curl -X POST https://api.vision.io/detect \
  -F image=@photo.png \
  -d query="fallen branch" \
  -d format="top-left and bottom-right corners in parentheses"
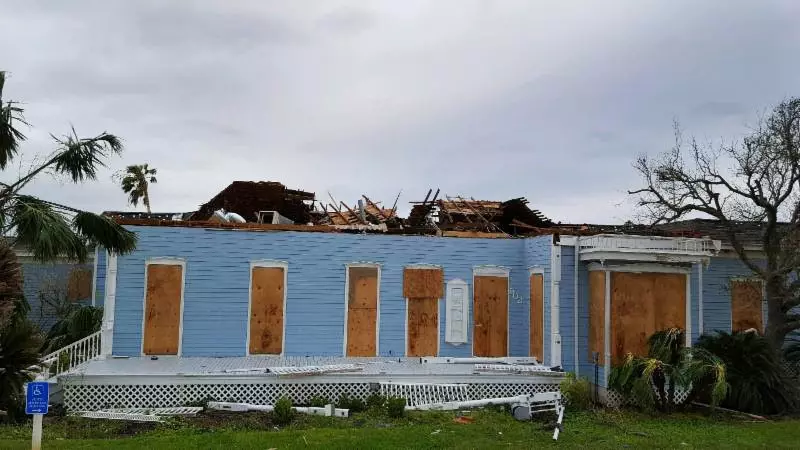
top-left (691, 402), bottom-right (769, 421)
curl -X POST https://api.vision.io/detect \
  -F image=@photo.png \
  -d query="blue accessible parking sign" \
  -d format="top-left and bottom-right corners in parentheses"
top-left (25, 382), bottom-right (49, 415)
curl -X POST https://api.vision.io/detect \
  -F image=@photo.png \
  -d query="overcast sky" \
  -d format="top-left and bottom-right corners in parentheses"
top-left (2, 0), bottom-right (799, 224)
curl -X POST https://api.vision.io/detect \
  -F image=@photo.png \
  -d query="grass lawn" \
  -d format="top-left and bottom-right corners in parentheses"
top-left (0, 408), bottom-right (798, 449)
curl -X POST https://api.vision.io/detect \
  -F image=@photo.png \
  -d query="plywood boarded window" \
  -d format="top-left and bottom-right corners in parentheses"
top-left (142, 262), bottom-right (184, 355)
top-left (529, 272), bottom-right (544, 361)
top-left (346, 265), bottom-right (379, 357)
top-left (610, 272), bottom-right (686, 365)
top-left (473, 273), bottom-right (509, 357)
top-left (404, 267), bottom-right (443, 357)
top-left (588, 271), bottom-right (605, 363)
top-left (67, 268), bottom-right (93, 302)
top-left (731, 279), bottom-right (763, 333)
top-left (249, 264), bottom-right (286, 355)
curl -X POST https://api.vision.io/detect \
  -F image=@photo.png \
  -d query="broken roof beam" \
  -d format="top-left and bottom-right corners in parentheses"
top-left (362, 195), bottom-right (391, 221)
top-left (340, 201), bottom-right (367, 224)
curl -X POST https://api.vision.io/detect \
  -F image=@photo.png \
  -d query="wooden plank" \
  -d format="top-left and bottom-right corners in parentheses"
top-left (403, 268), bottom-right (444, 298)
top-left (67, 268), bottom-right (93, 301)
top-left (143, 265), bottom-right (183, 355)
top-left (610, 272), bottom-right (654, 365)
top-left (473, 275), bottom-right (509, 357)
top-left (731, 280), bottom-right (763, 332)
top-left (347, 267), bottom-right (378, 357)
top-left (407, 297), bottom-right (438, 357)
top-left (249, 267), bottom-right (285, 354)
top-left (529, 273), bottom-right (544, 361)
top-left (588, 271), bottom-right (605, 364)
top-left (654, 273), bottom-right (687, 333)
top-left (610, 272), bottom-right (686, 365)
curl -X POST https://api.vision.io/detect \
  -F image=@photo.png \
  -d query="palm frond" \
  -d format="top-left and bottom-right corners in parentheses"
top-left (52, 130), bottom-right (123, 182)
top-left (72, 211), bottom-right (137, 255)
top-left (10, 195), bottom-right (87, 262)
top-left (0, 71), bottom-right (29, 170)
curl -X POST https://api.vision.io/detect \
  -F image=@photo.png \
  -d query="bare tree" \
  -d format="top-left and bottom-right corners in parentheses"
top-left (630, 98), bottom-right (800, 351)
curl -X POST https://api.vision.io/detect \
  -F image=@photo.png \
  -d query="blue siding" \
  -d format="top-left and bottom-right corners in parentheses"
top-left (559, 245), bottom-right (575, 373)
top-left (95, 249), bottom-right (106, 307)
top-left (113, 226), bottom-right (542, 358)
top-left (523, 236), bottom-right (551, 361)
top-left (22, 261), bottom-right (92, 331)
top-left (702, 257), bottom-right (763, 334)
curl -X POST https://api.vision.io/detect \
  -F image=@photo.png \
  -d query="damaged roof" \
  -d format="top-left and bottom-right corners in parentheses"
top-left (189, 181), bottom-right (315, 224)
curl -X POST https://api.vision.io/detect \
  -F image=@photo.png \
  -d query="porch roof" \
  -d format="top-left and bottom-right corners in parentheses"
top-left (577, 234), bottom-right (721, 263)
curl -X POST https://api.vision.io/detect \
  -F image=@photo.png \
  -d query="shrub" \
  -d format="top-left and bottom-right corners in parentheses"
top-left (386, 397), bottom-right (406, 418)
top-left (273, 396), bottom-right (295, 426)
top-left (366, 393), bottom-right (387, 410)
top-left (0, 319), bottom-right (44, 423)
top-left (336, 394), bottom-right (365, 413)
top-left (308, 395), bottom-right (330, 408)
top-left (696, 330), bottom-right (799, 415)
top-left (609, 328), bottom-right (728, 412)
top-left (560, 372), bottom-right (592, 410)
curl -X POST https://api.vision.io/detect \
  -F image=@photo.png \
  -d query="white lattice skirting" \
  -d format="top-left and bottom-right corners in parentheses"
top-left (63, 381), bottom-right (561, 412)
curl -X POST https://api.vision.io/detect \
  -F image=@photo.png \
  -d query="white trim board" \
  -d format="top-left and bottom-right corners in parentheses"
top-left (246, 260), bottom-right (289, 357)
top-left (342, 263), bottom-right (381, 357)
top-left (550, 243), bottom-right (562, 367)
top-left (473, 265), bottom-right (510, 277)
top-left (586, 262), bottom-right (692, 274)
top-left (404, 264), bottom-right (443, 270)
top-left (140, 258), bottom-right (187, 357)
top-left (528, 266), bottom-right (544, 275)
top-left (100, 251), bottom-right (118, 358)
top-left (471, 267), bottom-right (511, 357)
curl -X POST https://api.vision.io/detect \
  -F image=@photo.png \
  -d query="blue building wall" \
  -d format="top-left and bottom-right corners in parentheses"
top-left (21, 261), bottom-right (92, 331)
top-left (112, 226), bottom-right (552, 358)
top-left (559, 245), bottom-right (577, 374)
top-left (95, 249), bottom-right (106, 307)
top-left (701, 257), bottom-right (763, 334)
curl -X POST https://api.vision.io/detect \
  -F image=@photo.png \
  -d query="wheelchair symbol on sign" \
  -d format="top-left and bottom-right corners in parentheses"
top-left (33, 386), bottom-right (42, 396)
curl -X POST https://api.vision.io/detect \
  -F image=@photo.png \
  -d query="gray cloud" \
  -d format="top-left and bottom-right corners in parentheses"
top-left (2, 0), bottom-right (799, 224)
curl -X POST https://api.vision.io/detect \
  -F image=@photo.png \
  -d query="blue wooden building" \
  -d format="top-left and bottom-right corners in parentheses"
top-left (89, 220), bottom-right (766, 398)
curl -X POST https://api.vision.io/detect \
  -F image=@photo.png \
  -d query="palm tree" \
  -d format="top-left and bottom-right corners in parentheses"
top-left (118, 164), bottom-right (157, 213)
top-left (0, 70), bottom-right (137, 263)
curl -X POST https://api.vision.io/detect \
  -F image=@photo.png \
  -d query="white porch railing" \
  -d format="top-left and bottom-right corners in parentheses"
top-left (41, 331), bottom-right (102, 379)
top-left (579, 234), bottom-right (719, 255)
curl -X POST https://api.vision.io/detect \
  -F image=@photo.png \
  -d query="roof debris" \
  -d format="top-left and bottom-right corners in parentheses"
top-left (107, 180), bottom-right (766, 242)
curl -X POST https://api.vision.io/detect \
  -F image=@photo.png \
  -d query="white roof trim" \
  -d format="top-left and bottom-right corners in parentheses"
top-left (250, 259), bottom-right (288, 269)
top-left (146, 257), bottom-right (185, 266)
top-left (404, 264), bottom-right (443, 270)
top-left (473, 265), bottom-right (510, 277)
top-left (587, 262), bottom-right (691, 274)
top-left (529, 266), bottom-right (544, 275)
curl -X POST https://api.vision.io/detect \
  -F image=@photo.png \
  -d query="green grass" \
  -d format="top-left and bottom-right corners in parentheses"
top-left (0, 409), bottom-right (799, 449)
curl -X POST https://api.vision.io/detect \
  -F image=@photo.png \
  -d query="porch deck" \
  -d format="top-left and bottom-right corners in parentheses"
top-left (59, 356), bottom-right (565, 411)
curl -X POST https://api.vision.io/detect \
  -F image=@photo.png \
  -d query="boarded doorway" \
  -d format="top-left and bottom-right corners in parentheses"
top-left (249, 265), bottom-right (286, 355)
top-left (403, 267), bottom-right (444, 357)
top-left (609, 272), bottom-right (686, 364)
top-left (529, 272), bottom-right (544, 361)
top-left (346, 266), bottom-right (379, 356)
top-left (142, 262), bottom-right (184, 355)
top-left (731, 280), bottom-right (763, 332)
top-left (473, 274), bottom-right (509, 357)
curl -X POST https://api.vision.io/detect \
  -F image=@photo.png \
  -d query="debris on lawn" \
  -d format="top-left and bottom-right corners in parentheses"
top-left (453, 416), bottom-right (474, 424)
top-left (208, 401), bottom-right (349, 418)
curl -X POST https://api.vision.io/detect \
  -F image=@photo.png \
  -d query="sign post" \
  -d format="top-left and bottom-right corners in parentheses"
top-left (26, 379), bottom-right (49, 450)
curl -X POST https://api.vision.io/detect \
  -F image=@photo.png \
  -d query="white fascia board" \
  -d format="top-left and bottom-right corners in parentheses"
top-left (473, 265), bottom-right (510, 277)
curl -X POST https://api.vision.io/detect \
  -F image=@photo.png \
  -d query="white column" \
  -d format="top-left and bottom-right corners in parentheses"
top-left (100, 252), bottom-right (117, 358)
top-left (550, 244), bottom-right (562, 367)
top-left (603, 270), bottom-right (611, 385)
